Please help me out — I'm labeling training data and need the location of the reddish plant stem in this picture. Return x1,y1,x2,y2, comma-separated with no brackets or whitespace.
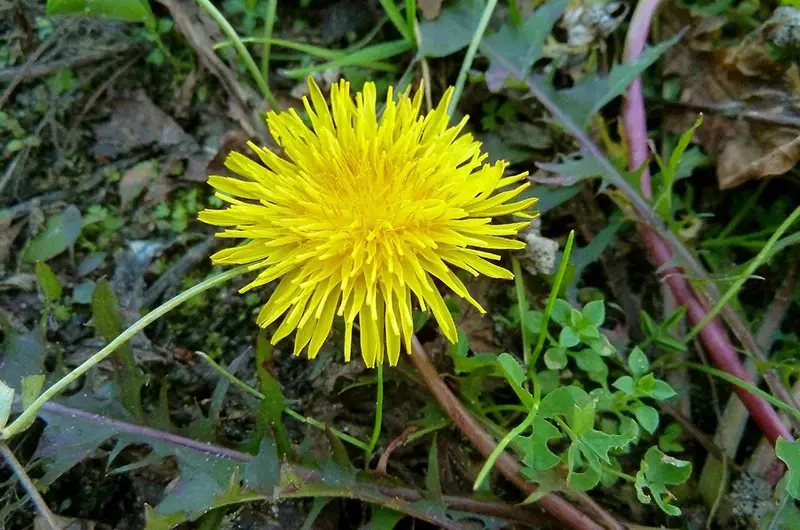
409,336,625,530
622,3,793,444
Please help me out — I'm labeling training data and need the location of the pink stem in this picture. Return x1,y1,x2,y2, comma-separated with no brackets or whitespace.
622,1,793,444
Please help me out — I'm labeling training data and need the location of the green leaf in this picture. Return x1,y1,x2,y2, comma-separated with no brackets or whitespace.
243,438,279,495
586,334,616,357
633,404,660,434
412,310,430,332
566,443,602,491
571,349,608,385
481,0,568,82
658,423,685,453
582,300,605,327
363,506,405,530
23,205,83,263
47,0,155,27
21,374,45,410
538,33,682,128
255,331,291,456
496,352,534,407
544,347,568,370
550,299,573,326
627,347,649,376
35,262,62,301
520,417,563,472
651,379,678,401
0,381,14,429
635,447,692,516
776,438,800,500
426,435,442,500
637,373,656,394
569,401,596,436
539,386,590,418
559,327,580,348
418,0,483,58
91,279,124,341
653,115,704,221
612,376,635,395
0,328,46,393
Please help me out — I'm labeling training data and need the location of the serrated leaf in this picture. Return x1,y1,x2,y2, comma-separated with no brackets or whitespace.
776,438,800,500
635,446,692,516
0,381,14,429
244,437,279,495
570,402,596,436
536,33,682,128
544,347,568,370
35,262,62,301
633,404,660,434
418,0,483,58
481,0,568,83
566,443,602,491
23,205,83,263
520,417,562,472
628,347,649,376
582,300,605,326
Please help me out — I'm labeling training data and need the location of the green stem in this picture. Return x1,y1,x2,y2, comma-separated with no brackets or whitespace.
512,258,531,371
449,0,497,116
196,352,370,451
367,362,385,457
261,0,277,86
2,266,249,439
685,204,800,342
677,361,800,422
715,179,768,241
530,231,575,370
196,0,278,109
473,407,538,490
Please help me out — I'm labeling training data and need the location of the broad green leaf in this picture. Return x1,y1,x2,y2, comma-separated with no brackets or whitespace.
244,437,279,495
35,262,62,301
569,402,596,436
544,347,568,370
612,376,635,395
23,205,83,263
566,443,602,491
0,328,46,393
635,446,692,516
550,299,573,326
559,327,580,348
21,374,45,410
571,349,608,385
589,388,614,411
633,404,660,434
651,379,678,401
481,0,568,83
363,506,405,530
581,425,636,465
0,381,13,429
520,417,562,472
776,438,800,500
627,347,649,376
586,334,616,357
47,0,155,27
418,0,483,58
539,386,590,418
582,300,605,327
91,279,124,341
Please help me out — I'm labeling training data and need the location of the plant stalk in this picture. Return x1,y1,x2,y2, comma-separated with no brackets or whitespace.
409,336,624,530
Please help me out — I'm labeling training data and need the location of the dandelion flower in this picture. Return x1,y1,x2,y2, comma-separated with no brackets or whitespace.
199,78,536,367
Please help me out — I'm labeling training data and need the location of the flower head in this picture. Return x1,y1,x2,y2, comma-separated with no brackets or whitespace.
199,78,536,367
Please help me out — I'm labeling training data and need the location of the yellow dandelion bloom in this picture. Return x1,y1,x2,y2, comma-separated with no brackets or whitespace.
199,78,536,367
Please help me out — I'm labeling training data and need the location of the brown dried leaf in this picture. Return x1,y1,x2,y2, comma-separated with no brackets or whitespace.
0,216,23,266
662,6,800,190
119,159,158,210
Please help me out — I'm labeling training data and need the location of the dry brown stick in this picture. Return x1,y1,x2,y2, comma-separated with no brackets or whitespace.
156,0,268,143
0,42,137,86
409,336,625,530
